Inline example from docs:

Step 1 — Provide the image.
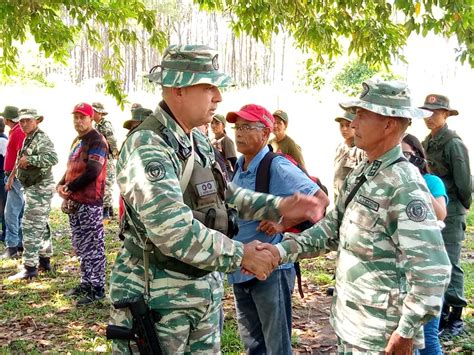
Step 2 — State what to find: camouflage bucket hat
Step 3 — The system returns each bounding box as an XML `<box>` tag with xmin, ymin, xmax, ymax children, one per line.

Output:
<box><xmin>273</xmin><ymin>110</ymin><xmax>289</xmax><ymax>123</ymax></box>
<box><xmin>419</xmin><ymin>94</ymin><xmax>458</xmax><ymax>116</ymax></box>
<box><xmin>340</xmin><ymin>79</ymin><xmax>432</xmax><ymax>120</ymax></box>
<box><xmin>146</xmin><ymin>44</ymin><xmax>233</xmax><ymax>88</ymax></box>
<box><xmin>123</xmin><ymin>107</ymin><xmax>153</xmax><ymax>130</ymax></box>
<box><xmin>1</xmin><ymin>106</ymin><xmax>20</xmax><ymax>122</ymax></box>
<box><xmin>92</xmin><ymin>102</ymin><xmax>108</xmax><ymax>115</ymax></box>
<box><xmin>18</xmin><ymin>108</ymin><xmax>43</xmax><ymax>121</ymax></box>
<box><xmin>335</xmin><ymin>111</ymin><xmax>355</xmax><ymax>122</ymax></box>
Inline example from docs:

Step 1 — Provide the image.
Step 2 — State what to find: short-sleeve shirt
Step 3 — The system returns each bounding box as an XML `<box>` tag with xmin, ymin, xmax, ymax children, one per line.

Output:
<box><xmin>4</xmin><ymin>124</ymin><xmax>26</xmax><ymax>172</ymax></box>
<box><xmin>269</xmin><ymin>134</ymin><xmax>305</xmax><ymax>168</ymax></box>
<box><xmin>228</xmin><ymin>145</ymin><xmax>319</xmax><ymax>284</ymax></box>
<box><xmin>423</xmin><ymin>173</ymin><xmax>448</xmax><ymax>203</ymax></box>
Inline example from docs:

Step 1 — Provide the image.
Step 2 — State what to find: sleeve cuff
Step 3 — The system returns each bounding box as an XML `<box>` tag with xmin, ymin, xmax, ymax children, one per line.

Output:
<box><xmin>395</xmin><ymin>316</ymin><xmax>416</xmax><ymax>339</ymax></box>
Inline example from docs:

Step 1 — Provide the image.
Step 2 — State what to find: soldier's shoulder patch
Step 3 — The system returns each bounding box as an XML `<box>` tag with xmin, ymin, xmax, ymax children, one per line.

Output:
<box><xmin>145</xmin><ymin>161</ymin><xmax>166</xmax><ymax>182</ymax></box>
<box><xmin>406</xmin><ymin>199</ymin><xmax>428</xmax><ymax>222</ymax></box>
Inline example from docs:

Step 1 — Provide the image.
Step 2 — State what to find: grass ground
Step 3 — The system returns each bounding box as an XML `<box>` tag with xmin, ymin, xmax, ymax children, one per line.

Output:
<box><xmin>0</xmin><ymin>207</ymin><xmax>473</xmax><ymax>353</ymax></box>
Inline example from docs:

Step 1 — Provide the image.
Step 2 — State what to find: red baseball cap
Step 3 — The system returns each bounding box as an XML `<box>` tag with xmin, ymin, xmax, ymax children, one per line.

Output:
<box><xmin>226</xmin><ymin>104</ymin><xmax>274</xmax><ymax>129</ymax></box>
<box><xmin>72</xmin><ymin>102</ymin><xmax>94</xmax><ymax>117</ymax></box>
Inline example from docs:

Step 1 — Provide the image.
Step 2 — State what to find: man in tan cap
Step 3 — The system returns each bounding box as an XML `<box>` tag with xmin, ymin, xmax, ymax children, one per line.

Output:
<box><xmin>421</xmin><ymin>94</ymin><xmax>471</xmax><ymax>338</ymax></box>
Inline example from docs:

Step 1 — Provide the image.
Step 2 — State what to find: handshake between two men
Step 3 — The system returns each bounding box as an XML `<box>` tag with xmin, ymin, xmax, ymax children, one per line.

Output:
<box><xmin>240</xmin><ymin>190</ymin><xmax>328</xmax><ymax>280</ymax></box>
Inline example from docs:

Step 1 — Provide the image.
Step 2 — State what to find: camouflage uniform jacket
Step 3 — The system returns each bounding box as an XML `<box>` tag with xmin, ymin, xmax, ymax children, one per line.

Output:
<box><xmin>115</xmin><ymin>104</ymin><xmax>283</xmax><ymax>308</ymax></box>
<box><xmin>277</xmin><ymin>145</ymin><xmax>451</xmax><ymax>350</ymax></box>
<box><xmin>422</xmin><ymin>124</ymin><xmax>472</xmax><ymax>215</ymax></box>
<box><xmin>18</xmin><ymin>128</ymin><xmax>58</xmax><ymax>182</ymax></box>
<box><xmin>96</xmin><ymin>118</ymin><xmax>119</xmax><ymax>159</ymax></box>
<box><xmin>333</xmin><ymin>142</ymin><xmax>365</xmax><ymax>202</ymax></box>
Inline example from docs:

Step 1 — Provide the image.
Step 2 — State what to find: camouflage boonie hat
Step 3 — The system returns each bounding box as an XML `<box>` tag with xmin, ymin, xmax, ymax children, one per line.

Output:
<box><xmin>146</xmin><ymin>44</ymin><xmax>233</xmax><ymax>88</ymax></box>
<box><xmin>340</xmin><ymin>79</ymin><xmax>431</xmax><ymax>120</ymax></box>
<box><xmin>1</xmin><ymin>106</ymin><xmax>20</xmax><ymax>122</ymax></box>
<box><xmin>419</xmin><ymin>94</ymin><xmax>458</xmax><ymax>116</ymax></box>
<box><xmin>273</xmin><ymin>110</ymin><xmax>289</xmax><ymax>123</ymax></box>
<box><xmin>18</xmin><ymin>108</ymin><xmax>43</xmax><ymax>121</ymax></box>
<box><xmin>92</xmin><ymin>102</ymin><xmax>108</xmax><ymax>115</ymax></box>
<box><xmin>212</xmin><ymin>114</ymin><xmax>226</xmax><ymax>126</ymax></box>
<box><xmin>131</xmin><ymin>103</ymin><xmax>142</xmax><ymax>111</ymax></box>
<box><xmin>123</xmin><ymin>107</ymin><xmax>153</xmax><ymax>130</ymax></box>
<box><xmin>335</xmin><ymin>111</ymin><xmax>355</xmax><ymax>122</ymax></box>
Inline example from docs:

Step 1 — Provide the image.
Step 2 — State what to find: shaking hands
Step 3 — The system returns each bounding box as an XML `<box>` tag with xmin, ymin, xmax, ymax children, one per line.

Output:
<box><xmin>241</xmin><ymin>241</ymin><xmax>280</xmax><ymax>280</ymax></box>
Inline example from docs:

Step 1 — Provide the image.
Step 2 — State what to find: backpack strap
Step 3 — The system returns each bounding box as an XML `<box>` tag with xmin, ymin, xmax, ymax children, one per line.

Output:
<box><xmin>255</xmin><ymin>150</ymin><xmax>278</xmax><ymax>193</ymax></box>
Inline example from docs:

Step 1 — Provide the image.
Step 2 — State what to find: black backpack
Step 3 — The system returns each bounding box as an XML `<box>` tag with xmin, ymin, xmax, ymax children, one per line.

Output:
<box><xmin>255</xmin><ymin>147</ymin><xmax>328</xmax><ymax>298</ymax></box>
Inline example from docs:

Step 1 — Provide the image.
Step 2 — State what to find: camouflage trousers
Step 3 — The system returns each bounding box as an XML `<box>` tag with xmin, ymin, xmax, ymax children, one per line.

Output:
<box><xmin>337</xmin><ymin>338</ymin><xmax>385</xmax><ymax>354</ymax></box>
<box><xmin>104</xmin><ymin>158</ymin><xmax>115</xmax><ymax>209</ymax></box>
<box><xmin>109</xmin><ymin>248</ymin><xmax>223</xmax><ymax>354</ymax></box>
<box><xmin>442</xmin><ymin>213</ymin><xmax>467</xmax><ymax>307</ymax></box>
<box><xmin>22</xmin><ymin>177</ymin><xmax>54</xmax><ymax>267</ymax></box>
<box><xmin>69</xmin><ymin>204</ymin><xmax>106</xmax><ymax>287</ymax></box>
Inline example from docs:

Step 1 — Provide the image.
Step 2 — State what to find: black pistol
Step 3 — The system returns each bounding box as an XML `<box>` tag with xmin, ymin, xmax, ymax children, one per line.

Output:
<box><xmin>106</xmin><ymin>294</ymin><xmax>163</xmax><ymax>355</ymax></box>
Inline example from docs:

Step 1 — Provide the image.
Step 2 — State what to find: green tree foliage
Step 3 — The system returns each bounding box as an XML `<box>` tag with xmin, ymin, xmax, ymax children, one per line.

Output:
<box><xmin>0</xmin><ymin>0</ymin><xmax>167</xmax><ymax>106</ymax></box>
<box><xmin>195</xmin><ymin>0</ymin><xmax>473</xmax><ymax>68</ymax></box>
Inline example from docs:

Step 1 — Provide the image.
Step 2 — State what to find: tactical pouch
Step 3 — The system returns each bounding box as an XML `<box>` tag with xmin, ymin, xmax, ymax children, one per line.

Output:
<box><xmin>16</xmin><ymin>167</ymin><xmax>45</xmax><ymax>187</ymax></box>
<box><xmin>61</xmin><ymin>199</ymin><xmax>81</xmax><ymax>215</ymax></box>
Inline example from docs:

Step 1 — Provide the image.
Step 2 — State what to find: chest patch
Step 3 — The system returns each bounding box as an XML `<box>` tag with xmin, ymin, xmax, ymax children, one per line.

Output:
<box><xmin>406</xmin><ymin>199</ymin><xmax>428</xmax><ymax>222</ymax></box>
<box><xmin>196</xmin><ymin>180</ymin><xmax>217</xmax><ymax>197</ymax></box>
<box><xmin>357</xmin><ymin>195</ymin><xmax>380</xmax><ymax>211</ymax></box>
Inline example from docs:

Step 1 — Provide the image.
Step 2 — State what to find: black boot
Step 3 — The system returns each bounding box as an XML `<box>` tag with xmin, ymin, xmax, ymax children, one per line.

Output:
<box><xmin>109</xmin><ymin>206</ymin><xmax>115</xmax><ymax>218</ymax></box>
<box><xmin>76</xmin><ymin>285</ymin><xmax>105</xmax><ymax>306</ymax></box>
<box><xmin>0</xmin><ymin>246</ymin><xmax>19</xmax><ymax>259</ymax></box>
<box><xmin>103</xmin><ymin>207</ymin><xmax>110</xmax><ymax>219</ymax></box>
<box><xmin>64</xmin><ymin>283</ymin><xmax>91</xmax><ymax>298</ymax></box>
<box><xmin>438</xmin><ymin>302</ymin><xmax>450</xmax><ymax>332</ymax></box>
<box><xmin>8</xmin><ymin>265</ymin><xmax>38</xmax><ymax>280</ymax></box>
<box><xmin>38</xmin><ymin>257</ymin><xmax>52</xmax><ymax>272</ymax></box>
<box><xmin>326</xmin><ymin>286</ymin><xmax>335</xmax><ymax>296</ymax></box>
<box><xmin>441</xmin><ymin>307</ymin><xmax>464</xmax><ymax>339</ymax></box>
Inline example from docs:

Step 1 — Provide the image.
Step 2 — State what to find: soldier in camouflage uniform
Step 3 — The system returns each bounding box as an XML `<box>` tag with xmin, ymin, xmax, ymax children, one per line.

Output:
<box><xmin>92</xmin><ymin>102</ymin><xmax>118</xmax><ymax>219</ymax></box>
<box><xmin>262</xmin><ymin>80</ymin><xmax>452</xmax><ymax>353</ymax></box>
<box><xmin>108</xmin><ymin>44</ymin><xmax>325</xmax><ymax>354</ymax></box>
<box><xmin>7</xmin><ymin>109</ymin><xmax>58</xmax><ymax>280</ymax></box>
<box><xmin>333</xmin><ymin>111</ymin><xmax>365</xmax><ymax>202</ymax></box>
<box><xmin>420</xmin><ymin>94</ymin><xmax>472</xmax><ymax>338</ymax></box>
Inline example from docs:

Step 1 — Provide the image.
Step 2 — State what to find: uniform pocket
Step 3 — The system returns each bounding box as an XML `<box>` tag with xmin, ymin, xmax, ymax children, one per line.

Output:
<box><xmin>342</xmin><ymin>208</ymin><xmax>380</xmax><ymax>258</ymax></box>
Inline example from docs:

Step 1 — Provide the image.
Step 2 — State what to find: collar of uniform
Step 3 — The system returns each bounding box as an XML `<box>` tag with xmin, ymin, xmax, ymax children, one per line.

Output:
<box><xmin>429</xmin><ymin>123</ymin><xmax>449</xmax><ymax>144</ymax></box>
<box><xmin>235</xmin><ymin>145</ymin><xmax>270</xmax><ymax>174</ymax></box>
<box><xmin>154</xmin><ymin>101</ymin><xmax>192</xmax><ymax>149</ymax></box>
<box><xmin>363</xmin><ymin>145</ymin><xmax>403</xmax><ymax>180</ymax></box>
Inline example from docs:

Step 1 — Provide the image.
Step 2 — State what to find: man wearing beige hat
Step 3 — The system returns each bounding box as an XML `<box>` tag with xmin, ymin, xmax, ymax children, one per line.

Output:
<box><xmin>211</xmin><ymin>113</ymin><xmax>237</xmax><ymax>176</ymax></box>
<box><xmin>421</xmin><ymin>94</ymin><xmax>472</xmax><ymax>338</ymax></box>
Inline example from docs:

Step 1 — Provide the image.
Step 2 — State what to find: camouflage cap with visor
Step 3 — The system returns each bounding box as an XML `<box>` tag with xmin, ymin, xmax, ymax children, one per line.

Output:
<box><xmin>92</xmin><ymin>102</ymin><xmax>108</xmax><ymax>115</ymax></box>
<box><xmin>123</xmin><ymin>107</ymin><xmax>153</xmax><ymax>130</ymax></box>
<box><xmin>18</xmin><ymin>108</ymin><xmax>43</xmax><ymax>121</ymax></box>
<box><xmin>146</xmin><ymin>44</ymin><xmax>233</xmax><ymax>88</ymax></box>
<box><xmin>419</xmin><ymin>94</ymin><xmax>458</xmax><ymax>116</ymax></box>
<box><xmin>340</xmin><ymin>79</ymin><xmax>431</xmax><ymax>120</ymax></box>
<box><xmin>335</xmin><ymin>111</ymin><xmax>355</xmax><ymax>122</ymax></box>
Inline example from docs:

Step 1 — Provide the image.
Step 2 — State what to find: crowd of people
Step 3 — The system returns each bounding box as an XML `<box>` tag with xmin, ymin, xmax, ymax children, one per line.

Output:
<box><xmin>0</xmin><ymin>44</ymin><xmax>472</xmax><ymax>354</ymax></box>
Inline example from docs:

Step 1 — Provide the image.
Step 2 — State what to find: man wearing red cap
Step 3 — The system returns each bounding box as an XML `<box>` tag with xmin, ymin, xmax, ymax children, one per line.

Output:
<box><xmin>57</xmin><ymin>102</ymin><xmax>109</xmax><ymax>307</ymax></box>
<box><xmin>226</xmin><ymin>104</ymin><xmax>329</xmax><ymax>355</ymax></box>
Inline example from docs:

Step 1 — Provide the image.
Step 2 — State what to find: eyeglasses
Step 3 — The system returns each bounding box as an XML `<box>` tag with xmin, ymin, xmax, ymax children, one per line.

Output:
<box><xmin>231</xmin><ymin>124</ymin><xmax>266</xmax><ymax>132</ymax></box>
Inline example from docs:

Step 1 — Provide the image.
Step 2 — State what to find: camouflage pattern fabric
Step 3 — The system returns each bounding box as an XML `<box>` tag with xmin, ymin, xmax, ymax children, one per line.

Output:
<box><xmin>19</xmin><ymin>129</ymin><xmax>57</xmax><ymax>267</ymax></box>
<box><xmin>109</xmin><ymin>105</ymin><xmax>283</xmax><ymax>354</ymax></box>
<box><xmin>96</xmin><ymin>118</ymin><xmax>118</xmax><ymax>209</ymax></box>
<box><xmin>333</xmin><ymin>143</ymin><xmax>365</xmax><ymax>202</ymax></box>
<box><xmin>340</xmin><ymin>80</ymin><xmax>432</xmax><ymax>120</ymax></box>
<box><xmin>277</xmin><ymin>145</ymin><xmax>451</xmax><ymax>351</ymax></box>
<box><xmin>146</xmin><ymin>45</ymin><xmax>233</xmax><ymax>88</ymax></box>
<box><xmin>69</xmin><ymin>204</ymin><xmax>105</xmax><ymax>287</ymax></box>
<box><xmin>337</xmin><ymin>337</ymin><xmax>384</xmax><ymax>355</ymax></box>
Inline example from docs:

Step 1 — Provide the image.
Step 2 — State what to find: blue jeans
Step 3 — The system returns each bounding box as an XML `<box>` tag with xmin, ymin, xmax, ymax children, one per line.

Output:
<box><xmin>4</xmin><ymin>176</ymin><xmax>24</xmax><ymax>248</ymax></box>
<box><xmin>233</xmin><ymin>267</ymin><xmax>296</xmax><ymax>355</ymax></box>
<box><xmin>0</xmin><ymin>171</ymin><xmax>6</xmax><ymax>239</ymax></box>
<box><xmin>420</xmin><ymin>316</ymin><xmax>442</xmax><ymax>355</ymax></box>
